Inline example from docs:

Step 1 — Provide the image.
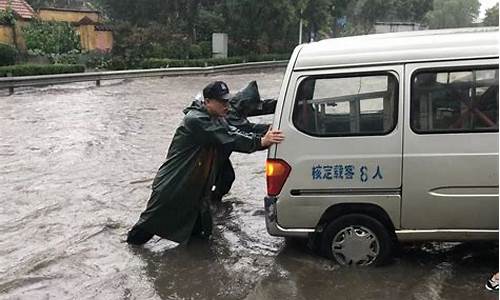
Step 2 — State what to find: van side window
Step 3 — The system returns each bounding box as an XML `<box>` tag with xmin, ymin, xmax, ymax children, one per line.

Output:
<box><xmin>292</xmin><ymin>73</ymin><xmax>398</xmax><ymax>136</ymax></box>
<box><xmin>411</xmin><ymin>67</ymin><xmax>499</xmax><ymax>133</ymax></box>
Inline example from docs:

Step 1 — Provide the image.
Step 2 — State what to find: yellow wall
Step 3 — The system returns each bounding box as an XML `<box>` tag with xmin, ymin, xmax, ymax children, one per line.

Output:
<box><xmin>77</xmin><ymin>24</ymin><xmax>95</xmax><ymax>51</ymax></box>
<box><xmin>77</xmin><ymin>25</ymin><xmax>113</xmax><ymax>52</ymax></box>
<box><xmin>38</xmin><ymin>10</ymin><xmax>99</xmax><ymax>23</ymax></box>
<box><xmin>2</xmin><ymin>10</ymin><xmax>113</xmax><ymax>53</ymax></box>
<box><xmin>14</xmin><ymin>21</ymin><xmax>29</xmax><ymax>51</ymax></box>
<box><xmin>0</xmin><ymin>22</ymin><xmax>28</xmax><ymax>51</ymax></box>
<box><xmin>0</xmin><ymin>25</ymin><xmax>14</xmax><ymax>46</ymax></box>
<box><xmin>95</xmin><ymin>31</ymin><xmax>112</xmax><ymax>52</ymax></box>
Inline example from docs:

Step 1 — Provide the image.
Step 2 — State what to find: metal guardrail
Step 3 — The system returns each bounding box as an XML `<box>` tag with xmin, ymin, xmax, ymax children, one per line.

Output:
<box><xmin>0</xmin><ymin>60</ymin><xmax>288</xmax><ymax>93</ymax></box>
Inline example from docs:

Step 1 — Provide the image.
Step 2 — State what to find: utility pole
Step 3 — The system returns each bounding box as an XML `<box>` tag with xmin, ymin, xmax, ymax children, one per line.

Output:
<box><xmin>299</xmin><ymin>9</ymin><xmax>303</xmax><ymax>44</ymax></box>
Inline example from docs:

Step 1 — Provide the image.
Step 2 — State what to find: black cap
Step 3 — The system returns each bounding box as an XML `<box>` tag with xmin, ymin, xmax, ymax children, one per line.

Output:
<box><xmin>203</xmin><ymin>81</ymin><xmax>231</xmax><ymax>101</ymax></box>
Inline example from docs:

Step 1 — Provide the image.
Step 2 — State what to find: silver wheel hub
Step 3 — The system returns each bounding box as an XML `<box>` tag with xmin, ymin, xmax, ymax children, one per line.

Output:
<box><xmin>331</xmin><ymin>225</ymin><xmax>379</xmax><ymax>266</ymax></box>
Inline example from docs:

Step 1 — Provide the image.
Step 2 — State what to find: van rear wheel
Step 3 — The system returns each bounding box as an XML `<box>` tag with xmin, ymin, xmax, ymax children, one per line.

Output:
<box><xmin>321</xmin><ymin>214</ymin><xmax>393</xmax><ymax>266</ymax></box>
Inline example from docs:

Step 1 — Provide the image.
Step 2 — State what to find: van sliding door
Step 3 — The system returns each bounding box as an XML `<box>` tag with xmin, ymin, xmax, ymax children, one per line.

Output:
<box><xmin>402</xmin><ymin>59</ymin><xmax>499</xmax><ymax>230</ymax></box>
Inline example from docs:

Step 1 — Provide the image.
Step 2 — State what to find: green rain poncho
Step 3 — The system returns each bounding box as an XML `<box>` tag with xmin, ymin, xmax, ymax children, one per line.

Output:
<box><xmin>130</xmin><ymin>102</ymin><xmax>262</xmax><ymax>243</ymax></box>
<box><xmin>212</xmin><ymin>81</ymin><xmax>277</xmax><ymax>202</ymax></box>
<box><xmin>227</xmin><ymin>81</ymin><xmax>277</xmax><ymax>133</ymax></box>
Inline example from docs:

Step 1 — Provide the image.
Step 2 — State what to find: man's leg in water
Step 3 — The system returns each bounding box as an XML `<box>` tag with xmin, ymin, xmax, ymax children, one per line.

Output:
<box><xmin>212</xmin><ymin>159</ymin><xmax>235</xmax><ymax>203</ymax></box>
<box><xmin>126</xmin><ymin>224</ymin><xmax>154</xmax><ymax>245</ymax></box>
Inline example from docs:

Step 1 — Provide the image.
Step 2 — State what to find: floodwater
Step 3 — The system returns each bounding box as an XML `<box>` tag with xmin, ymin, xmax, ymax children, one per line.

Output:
<box><xmin>0</xmin><ymin>71</ymin><xmax>497</xmax><ymax>300</ymax></box>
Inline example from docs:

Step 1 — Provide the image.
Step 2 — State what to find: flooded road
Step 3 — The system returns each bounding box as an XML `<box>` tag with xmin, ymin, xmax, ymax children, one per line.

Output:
<box><xmin>0</xmin><ymin>71</ymin><xmax>497</xmax><ymax>300</ymax></box>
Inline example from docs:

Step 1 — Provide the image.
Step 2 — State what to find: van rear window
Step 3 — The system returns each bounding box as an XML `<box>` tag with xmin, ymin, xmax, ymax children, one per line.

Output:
<box><xmin>411</xmin><ymin>67</ymin><xmax>499</xmax><ymax>133</ymax></box>
<box><xmin>292</xmin><ymin>73</ymin><xmax>398</xmax><ymax>136</ymax></box>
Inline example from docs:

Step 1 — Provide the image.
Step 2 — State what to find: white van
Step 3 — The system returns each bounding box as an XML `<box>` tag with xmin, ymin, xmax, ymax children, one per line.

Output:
<box><xmin>265</xmin><ymin>27</ymin><xmax>499</xmax><ymax>266</ymax></box>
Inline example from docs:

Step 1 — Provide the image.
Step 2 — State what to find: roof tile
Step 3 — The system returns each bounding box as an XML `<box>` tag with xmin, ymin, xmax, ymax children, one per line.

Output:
<box><xmin>0</xmin><ymin>0</ymin><xmax>35</xmax><ymax>19</ymax></box>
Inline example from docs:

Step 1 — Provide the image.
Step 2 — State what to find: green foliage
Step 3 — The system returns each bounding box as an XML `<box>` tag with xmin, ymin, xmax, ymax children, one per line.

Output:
<box><xmin>188</xmin><ymin>44</ymin><xmax>203</xmax><ymax>59</ymax></box>
<box><xmin>483</xmin><ymin>3</ymin><xmax>499</xmax><ymax>26</ymax></box>
<box><xmin>111</xmin><ymin>21</ymin><xmax>221</xmax><ymax>68</ymax></box>
<box><xmin>26</xmin><ymin>0</ymin><xmax>106</xmax><ymax>10</ymax></box>
<box><xmin>0</xmin><ymin>64</ymin><xmax>85</xmax><ymax>76</ymax></box>
<box><xmin>336</xmin><ymin>0</ymin><xmax>432</xmax><ymax>35</ymax></box>
<box><xmin>100</xmin><ymin>0</ymin><xmax>437</xmax><ymax>59</ymax></box>
<box><xmin>83</xmin><ymin>51</ymin><xmax>113</xmax><ymax>70</ymax></box>
<box><xmin>141</xmin><ymin>57</ymin><xmax>243</xmax><ymax>69</ymax></box>
<box><xmin>25</xmin><ymin>0</ymin><xmax>61</xmax><ymax>10</ymax></box>
<box><xmin>106</xmin><ymin>57</ymin><xmax>127</xmax><ymax>70</ymax></box>
<box><xmin>384</xmin><ymin>0</ymin><xmax>433</xmax><ymax>22</ymax></box>
<box><xmin>198</xmin><ymin>41</ymin><xmax>212</xmax><ymax>58</ymax></box>
<box><xmin>425</xmin><ymin>0</ymin><xmax>481</xmax><ymax>29</ymax></box>
<box><xmin>0</xmin><ymin>43</ymin><xmax>18</xmax><ymax>66</ymax></box>
<box><xmin>140</xmin><ymin>54</ymin><xmax>290</xmax><ymax>69</ymax></box>
<box><xmin>110</xmin><ymin>21</ymin><xmax>174</xmax><ymax>68</ymax></box>
<box><xmin>223</xmin><ymin>0</ymin><xmax>298</xmax><ymax>53</ymax></box>
<box><xmin>101</xmin><ymin>0</ymin><xmax>437</xmax><ymax>57</ymax></box>
<box><xmin>0</xmin><ymin>5</ymin><xmax>16</xmax><ymax>26</ymax></box>
<box><xmin>298</xmin><ymin>0</ymin><xmax>338</xmax><ymax>41</ymax></box>
<box><xmin>49</xmin><ymin>52</ymin><xmax>82</xmax><ymax>64</ymax></box>
<box><xmin>23</xmin><ymin>20</ymin><xmax>81</xmax><ymax>56</ymax></box>
<box><xmin>246</xmin><ymin>53</ymin><xmax>291</xmax><ymax>61</ymax></box>
<box><xmin>195</xmin><ymin>7</ymin><xmax>225</xmax><ymax>42</ymax></box>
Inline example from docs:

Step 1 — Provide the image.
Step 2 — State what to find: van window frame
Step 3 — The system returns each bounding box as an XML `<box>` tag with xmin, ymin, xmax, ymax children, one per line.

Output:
<box><xmin>291</xmin><ymin>71</ymin><xmax>400</xmax><ymax>137</ymax></box>
<box><xmin>409</xmin><ymin>64</ymin><xmax>499</xmax><ymax>135</ymax></box>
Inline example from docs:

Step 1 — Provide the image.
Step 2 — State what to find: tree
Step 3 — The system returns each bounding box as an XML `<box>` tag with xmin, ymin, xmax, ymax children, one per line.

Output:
<box><xmin>341</xmin><ymin>0</ymin><xmax>393</xmax><ymax>34</ymax></box>
<box><xmin>22</xmin><ymin>20</ymin><xmax>81</xmax><ymax>55</ymax></box>
<box><xmin>26</xmin><ymin>0</ymin><xmax>103</xmax><ymax>10</ymax></box>
<box><xmin>194</xmin><ymin>6</ymin><xmax>224</xmax><ymax>42</ymax></box>
<box><xmin>385</xmin><ymin>0</ymin><xmax>433</xmax><ymax>22</ymax></box>
<box><xmin>425</xmin><ymin>0</ymin><xmax>481</xmax><ymax>29</ymax></box>
<box><xmin>295</xmin><ymin>0</ymin><xmax>337</xmax><ymax>41</ymax></box>
<box><xmin>483</xmin><ymin>3</ymin><xmax>499</xmax><ymax>26</ymax></box>
<box><xmin>339</xmin><ymin>0</ymin><xmax>433</xmax><ymax>35</ymax></box>
<box><xmin>222</xmin><ymin>0</ymin><xmax>297</xmax><ymax>54</ymax></box>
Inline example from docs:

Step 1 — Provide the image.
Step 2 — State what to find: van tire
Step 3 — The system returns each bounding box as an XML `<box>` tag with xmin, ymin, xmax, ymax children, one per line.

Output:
<box><xmin>320</xmin><ymin>214</ymin><xmax>393</xmax><ymax>266</ymax></box>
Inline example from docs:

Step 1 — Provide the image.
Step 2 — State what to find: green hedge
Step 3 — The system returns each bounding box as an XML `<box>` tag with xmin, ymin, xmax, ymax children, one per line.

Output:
<box><xmin>0</xmin><ymin>64</ymin><xmax>85</xmax><ymax>77</ymax></box>
<box><xmin>0</xmin><ymin>43</ymin><xmax>18</xmax><ymax>66</ymax></box>
<box><xmin>140</xmin><ymin>53</ymin><xmax>290</xmax><ymax>69</ymax></box>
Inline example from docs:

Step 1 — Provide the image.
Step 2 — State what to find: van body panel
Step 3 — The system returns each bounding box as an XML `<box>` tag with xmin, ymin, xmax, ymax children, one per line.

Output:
<box><xmin>269</xmin><ymin>45</ymin><xmax>303</xmax><ymax>157</ymax></box>
<box><xmin>295</xmin><ymin>28</ymin><xmax>498</xmax><ymax>71</ymax></box>
<box><xmin>267</xmin><ymin>28</ymin><xmax>499</xmax><ymax>243</ymax></box>
<box><xmin>276</xmin><ymin>194</ymin><xmax>401</xmax><ymax>229</ymax></box>
<box><xmin>274</xmin><ymin>65</ymin><xmax>404</xmax><ymax>229</ymax></box>
<box><xmin>402</xmin><ymin>59</ymin><xmax>499</xmax><ymax>230</ymax></box>
<box><xmin>396</xmin><ymin>230</ymin><xmax>498</xmax><ymax>241</ymax></box>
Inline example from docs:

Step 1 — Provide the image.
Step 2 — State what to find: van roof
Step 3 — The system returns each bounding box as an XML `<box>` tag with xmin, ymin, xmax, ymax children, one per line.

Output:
<box><xmin>294</xmin><ymin>27</ymin><xmax>499</xmax><ymax>70</ymax></box>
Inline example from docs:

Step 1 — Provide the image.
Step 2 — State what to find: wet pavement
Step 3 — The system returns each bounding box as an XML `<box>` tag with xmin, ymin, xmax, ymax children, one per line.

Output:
<box><xmin>0</xmin><ymin>71</ymin><xmax>498</xmax><ymax>300</ymax></box>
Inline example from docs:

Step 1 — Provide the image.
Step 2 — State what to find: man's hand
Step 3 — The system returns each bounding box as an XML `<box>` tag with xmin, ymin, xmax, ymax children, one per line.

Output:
<box><xmin>261</xmin><ymin>128</ymin><xmax>285</xmax><ymax>148</ymax></box>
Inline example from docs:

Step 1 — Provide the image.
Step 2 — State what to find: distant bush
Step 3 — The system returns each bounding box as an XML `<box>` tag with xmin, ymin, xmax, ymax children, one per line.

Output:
<box><xmin>0</xmin><ymin>64</ymin><xmax>85</xmax><ymax>76</ymax></box>
<box><xmin>141</xmin><ymin>57</ymin><xmax>242</xmax><ymax>69</ymax></box>
<box><xmin>82</xmin><ymin>51</ymin><xmax>112</xmax><ymax>70</ymax></box>
<box><xmin>140</xmin><ymin>53</ymin><xmax>290</xmax><ymax>69</ymax></box>
<box><xmin>49</xmin><ymin>51</ymin><xmax>81</xmax><ymax>64</ymax></box>
<box><xmin>246</xmin><ymin>53</ymin><xmax>290</xmax><ymax>62</ymax></box>
<box><xmin>188</xmin><ymin>44</ymin><xmax>203</xmax><ymax>59</ymax></box>
<box><xmin>0</xmin><ymin>43</ymin><xmax>18</xmax><ymax>66</ymax></box>
<box><xmin>23</xmin><ymin>20</ymin><xmax>81</xmax><ymax>55</ymax></box>
<box><xmin>198</xmin><ymin>41</ymin><xmax>212</xmax><ymax>58</ymax></box>
<box><xmin>106</xmin><ymin>57</ymin><xmax>128</xmax><ymax>70</ymax></box>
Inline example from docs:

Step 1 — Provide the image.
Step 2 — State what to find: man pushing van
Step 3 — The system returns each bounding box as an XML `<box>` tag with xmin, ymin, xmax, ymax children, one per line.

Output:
<box><xmin>126</xmin><ymin>81</ymin><xmax>284</xmax><ymax>245</ymax></box>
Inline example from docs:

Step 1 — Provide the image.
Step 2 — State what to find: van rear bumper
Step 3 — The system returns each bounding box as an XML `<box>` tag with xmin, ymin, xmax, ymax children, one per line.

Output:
<box><xmin>264</xmin><ymin>196</ymin><xmax>314</xmax><ymax>238</ymax></box>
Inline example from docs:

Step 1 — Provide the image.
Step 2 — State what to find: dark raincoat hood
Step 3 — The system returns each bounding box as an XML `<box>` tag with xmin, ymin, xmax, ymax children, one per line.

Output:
<box><xmin>225</xmin><ymin>81</ymin><xmax>277</xmax><ymax>134</ymax></box>
<box><xmin>132</xmin><ymin>101</ymin><xmax>262</xmax><ymax>243</ymax></box>
<box><xmin>229</xmin><ymin>81</ymin><xmax>262</xmax><ymax>116</ymax></box>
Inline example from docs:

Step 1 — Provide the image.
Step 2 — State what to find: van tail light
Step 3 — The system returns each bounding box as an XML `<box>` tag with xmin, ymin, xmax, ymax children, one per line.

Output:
<box><xmin>266</xmin><ymin>159</ymin><xmax>291</xmax><ymax>196</ymax></box>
